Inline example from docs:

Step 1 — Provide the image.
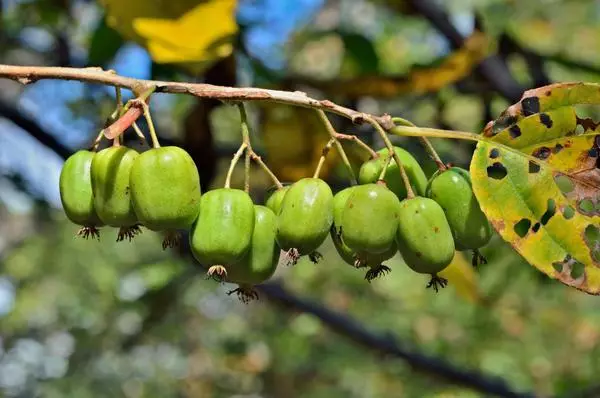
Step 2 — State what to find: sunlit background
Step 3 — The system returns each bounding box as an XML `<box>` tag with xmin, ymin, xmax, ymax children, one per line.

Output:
<box><xmin>2</xmin><ymin>0</ymin><xmax>600</xmax><ymax>396</ymax></box>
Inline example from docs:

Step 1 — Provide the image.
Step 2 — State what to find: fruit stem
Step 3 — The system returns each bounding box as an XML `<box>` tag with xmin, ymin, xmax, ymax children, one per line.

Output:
<box><xmin>224</xmin><ymin>142</ymin><xmax>248</xmax><ymax>189</ymax></box>
<box><xmin>237</xmin><ymin>103</ymin><xmax>283</xmax><ymax>189</ymax></box>
<box><xmin>365</xmin><ymin>116</ymin><xmax>415</xmax><ymax>199</ymax></box>
<box><xmin>91</xmin><ymin>129</ymin><xmax>104</xmax><ymax>151</ymax></box>
<box><xmin>250</xmin><ymin>152</ymin><xmax>283</xmax><ymax>189</ymax></box>
<box><xmin>378</xmin><ymin>153</ymin><xmax>393</xmax><ymax>181</ymax></box>
<box><xmin>139</xmin><ymin>100</ymin><xmax>160</xmax><ymax>148</ymax></box>
<box><xmin>115</xmin><ymin>86</ymin><xmax>124</xmax><ymax>114</ymax></box>
<box><xmin>131</xmin><ymin>121</ymin><xmax>148</xmax><ymax>146</ymax></box>
<box><xmin>237</xmin><ymin>103</ymin><xmax>252</xmax><ymax>193</ymax></box>
<box><xmin>334</xmin><ymin>132</ymin><xmax>379</xmax><ymax>159</ymax></box>
<box><xmin>316</xmin><ymin>110</ymin><xmax>358</xmax><ymax>185</ymax></box>
<box><xmin>391</xmin><ymin>117</ymin><xmax>446</xmax><ymax>171</ymax></box>
<box><xmin>314</xmin><ymin>138</ymin><xmax>336</xmax><ymax>178</ymax></box>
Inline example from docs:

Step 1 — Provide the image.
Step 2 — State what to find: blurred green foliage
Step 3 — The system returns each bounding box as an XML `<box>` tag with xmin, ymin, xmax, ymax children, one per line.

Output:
<box><xmin>3</xmin><ymin>0</ymin><xmax>600</xmax><ymax>397</ymax></box>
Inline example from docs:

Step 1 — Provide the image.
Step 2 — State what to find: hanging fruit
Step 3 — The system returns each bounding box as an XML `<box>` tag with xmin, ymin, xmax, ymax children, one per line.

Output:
<box><xmin>358</xmin><ymin>146</ymin><xmax>428</xmax><ymax>200</ymax></box>
<box><xmin>396</xmin><ymin>197</ymin><xmax>455</xmax><ymax>291</ymax></box>
<box><xmin>91</xmin><ymin>145</ymin><xmax>140</xmax><ymax>241</ymax></box>
<box><xmin>130</xmin><ymin>146</ymin><xmax>201</xmax><ymax>248</ymax></box>
<box><xmin>276</xmin><ymin>178</ymin><xmax>333</xmax><ymax>265</ymax></box>
<box><xmin>226</xmin><ymin>205</ymin><xmax>281</xmax><ymax>302</ymax></box>
<box><xmin>426</xmin><ymin>166</ymin><xmax>493</xmax><ymax>266</ymax></box>
<box><xmin>189</xmin><ymin>188</ymin><xmax>255</xmax><ymax>281</ymax></box>
<box><xmin>59</xmin><ymin>150</ymin><xmax>104</xmax><ymax>239</ymax></box>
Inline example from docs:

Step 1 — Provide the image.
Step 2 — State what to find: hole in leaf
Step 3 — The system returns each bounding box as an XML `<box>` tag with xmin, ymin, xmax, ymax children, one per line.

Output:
<box><xmin>489</xmin><ymin>148</ymin><xmax>500</xmax><ymax>159</ymax></box>
<box><xmin>514</xmin><ymin>219</ymin><xmax>531</xmax><ymax>238</ymax></box>
<box><xmin>541</xmin><ymin>199</ymin><xmax>556</xmax><ymax>225</ymax></box>
<box><xmin>584</xmin><ymin>225</ymin><xmax>600</xmax><ymax>263</ymax></box>
<box><xmin>579</xmin><ymin>199</ymin><xmax>595</xmax><ymax>214</ymax></box>
<box><xmin>554</xmin><ymin>175</ymin><xmax>574</xmax><ymax>194</ymax></box>
<box><xmin>487</xmin><ymin>162</ymin><xmax>507</xmax><ymax>180</ymax></box>
<box><xmin>552</xmin><ymin>261</ymin><xmax>563</xmax><ymax>273</ymax></box>
<box><xmin>532</xmin><ymin>222</ymin><xmax>541</xmax><ymax>233</ymax></box>
<box><xmin>570</xmin><ymin>261</ymin><xmax>585</xmax><ymax>279</ymax></box>
<box><xmin>522</xmin><ymin>96</ymin><xmax>540</xmax><ymax>116</ymax></box>
<box><xmin>589</xmin><ymin>148</ymin><xmax>598</xmax><ymax>158</ymax></box>
<box><xmin>529</xmin><ymin>161</ymin><xmax>540</xmax><ymax>173</ymax></box>
<box><xmin>563</xmin><ymin>206</ymin><xmax>575</xmax><ymax>219</ymax></box>
<box><xmin>532</xmin><ymin>146</ymin><xmax>552</xmax><ymax>160</ymax></box>
<box><xmin>509</xmin><ymin>125</ymin><xmax>521</xmax><ymax>139</ymax></box>
<box><xmin>539</xmin><ymin>113</ymin><xmax>553</xmax><ymax>128</ymax></box>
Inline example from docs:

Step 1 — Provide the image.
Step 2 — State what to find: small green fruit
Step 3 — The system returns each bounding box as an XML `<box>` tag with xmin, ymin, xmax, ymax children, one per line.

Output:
<box><xmin>341</xmin><ymin>183</ymin><xmax>400</xmax><ymax>254</ymax></box>
<box><xmin>190</xmin><ymin>188</ymin><xmax>255</xmax><ymax>279</ymax></box>
<box><xmin>91</xmin><ymin>146</ymin><xmax>140</xmax><ymax>241</ymax></box>
<box><xmin>130</xmin><ymin>146</ymin><xmax>201</xmax><ymax>248</ymax></box>
<box><xmin>331</xmin><ymin>186</ymin><xmax>396</xmax><ymax>281</ymax></box>
<box><xmin>396</xmin><ymin>197</ymin><xmax>455</xmax><ymax>291</ymax></box>
<box><xmin>330</xmin><ymin>186</ymin><xmax>359</xmax><ymax>265</ymax></box>
<box><xmin>332</xmin><ymin>187</ymin><xmax>356</xmax><ymax>236</ymax></box>
<box><xmin>276</xmin><ymin>178</ymin><xmax>333</xmax><ymax>264</ymax></box>
<box><xmin>227</xmin><ymin>205</ymin><xmax>280</xmax><ymax>302</ymax></box>
<box><xmin>59</xmin><ymin>150</ymin><xmax>103</xmax><ymax>239</ymax></box>
<box><xmin>358</xmin><ymin>146</ymin><xmax>427</xmax><ymax>199</ymax></box>
<box><xmin>265</xmin><ymin>185</ymin><xmax>290</xmax><ymax>215</ymax></box>
<box><xmin>426</xmin><ymin>167</ymin><xmax>492</xmax><ymax>251</ymax></box>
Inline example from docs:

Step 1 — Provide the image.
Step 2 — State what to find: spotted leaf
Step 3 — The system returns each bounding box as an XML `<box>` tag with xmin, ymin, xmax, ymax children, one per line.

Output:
<box><xmin>471</xmin><ymin>82</ymin><xmax>600</xmax><ymax>294</ymax></box>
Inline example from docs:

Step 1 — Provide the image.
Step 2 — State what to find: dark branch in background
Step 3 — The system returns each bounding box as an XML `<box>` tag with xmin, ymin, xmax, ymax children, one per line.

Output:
<box><xmin>404</xmin><ymin>0</ymin><xmax>524</xmax><ymax>102</ymax></box>
<box><xmin>498</xmin><ymin>34</ymin><xmax>551</xmax><ymax>87</ymax></box>
<box><xmin>0</xmin><ymin>98</ymin><xmax>71</xmax><ymax>159</ymax></box>
<box><xmin>257</xmin><ymin>282</ymin><xmax>533</xmax><ymax>398</ymax></box>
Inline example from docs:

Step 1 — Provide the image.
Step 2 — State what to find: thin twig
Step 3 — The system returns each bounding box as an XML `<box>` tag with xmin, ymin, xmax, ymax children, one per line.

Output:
<box><xmin>237</xmin><ymin>103</ymin><xmax>283</xmax><ymax>189</ymax></box>
<box><xmin>316</xmin><ymin>110</ymin><xmax>358</xmax><ymax>184</ymax></box>
<box><xmin>102</xmin><ymin>86</ymin><xmax>156</xmax><ymax>141</ymax></box>
<box><xmin>335</xmin><ymin>132</ymin><xmax>379</xmax><ymax>159</ymax></box>
<box><xmin>0</xmin><ymin>64</ymin><xmax>393</xmax><ymax>128</ymax></box>
<box><xmin>391</xmin><ymin>117</ymin><xmax>446</xmax><ymax>171</ymax></box>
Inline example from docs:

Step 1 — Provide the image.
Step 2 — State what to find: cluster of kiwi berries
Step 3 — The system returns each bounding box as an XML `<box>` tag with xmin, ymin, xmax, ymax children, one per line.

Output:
<box><xmin>59</xmin><ymin>140</ymin><xmax>283</xmax><ymax>302</ymax></box>
<box><xmin>265</xmin><ymin>146</ymin><xmax>493</xmax><ymax>292</ymax></box>
<box><xmin>60</xmin><ymin>135</ymin><xmax>492</xmax><ymax>301</ymax></box>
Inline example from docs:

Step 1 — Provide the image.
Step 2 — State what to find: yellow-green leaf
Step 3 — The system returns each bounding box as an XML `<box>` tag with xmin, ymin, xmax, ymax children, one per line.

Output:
<box><xmin>471</xmin><ymin>82</ymin><xmax>600</xmax><ymax>294</ymax></box>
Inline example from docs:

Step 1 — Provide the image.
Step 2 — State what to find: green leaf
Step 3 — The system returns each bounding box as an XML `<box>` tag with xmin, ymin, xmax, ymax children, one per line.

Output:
<box><xmin>88</xmin><ymin>17</ymin><xmax>124</xmax><ymax>67</ymax></box>
<box><xmin>339</xmin><ymin>31</ymin><xmax>379</xmax><ymax>74</ymax></box>
<box><xmin>471</xmin><ymin>82</ymin><xmax>600</xmax><ymax>294</ymax></box>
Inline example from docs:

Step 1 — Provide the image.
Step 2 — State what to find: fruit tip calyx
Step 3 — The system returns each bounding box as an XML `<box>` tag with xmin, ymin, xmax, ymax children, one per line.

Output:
<box><xmin>227</xmin><ymin>285</ymin><xmax>259</xmax><ymax>304</ymax></box>
<box><xmin>364</xmin><ymin>264</ymin><xmax>391</xmax><ymax>282</ymax></box>
<box><xmin>285</xmin><ymin>248</ymin><xmax>301</xmax><ymax>266</ymax></box>
<box><xmin>471</xmin><ymin>249</ymin><xmax>488</xmax><ymax>267</ymax></box>
<box><xmin>76</xmin><ymin>226</ymin><xmax>100</xmax><ymax>240</ymax></box>
<box><xmin>308</xmin><ymin>251</ymin><xmax>323</xmax><ymax>264</ymax></box>
<box><xmin>426</xmin><ymin>274</ymin><xmax>448</xmax><ymax>293</ymax></box>
<box><xmin>206</xmin><ymin>265</ymin><xmax>228</xmax><ymax>283</ymax></box>
<box><xmin>116</xmin><ymin>224</ymin><xmax>142</xmax><ymax>242</ymax></box>
<box><xmin>162</xmin><ymin>230</ymin><xmax>182</xmax><ymax>250</ymax></box>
